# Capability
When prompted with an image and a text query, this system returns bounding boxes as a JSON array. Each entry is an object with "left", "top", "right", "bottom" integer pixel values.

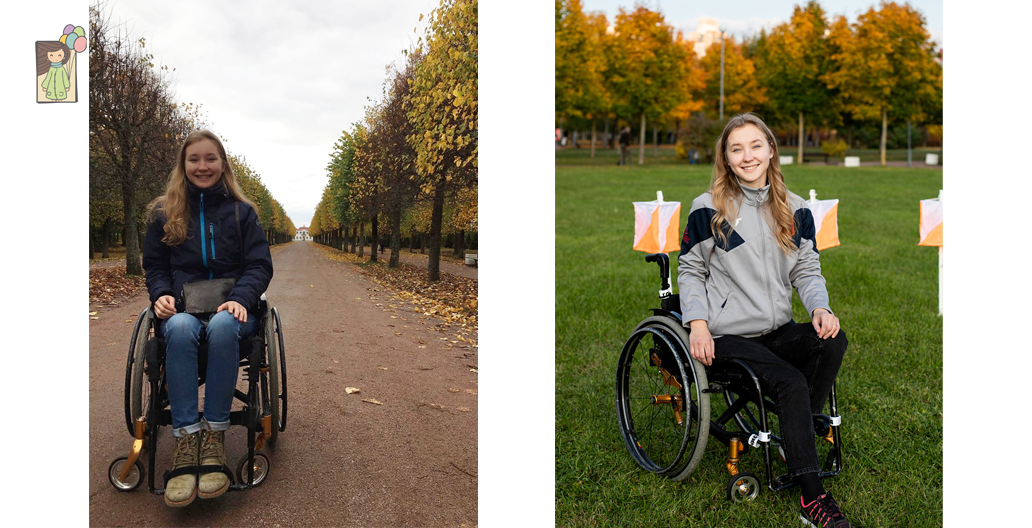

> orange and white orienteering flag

[
  {"left": 633, "top": 192, "right": 681, "bottom": 253},
  {"left": 808, "top": 198, "right": 840, "bottom": 251},
  {"left": 919, "top": 195, "right": 943, "bottom": 247}
]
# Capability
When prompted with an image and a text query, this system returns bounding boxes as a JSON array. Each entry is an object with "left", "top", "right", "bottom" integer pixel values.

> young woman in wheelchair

[
  {"left": 677, "top": 113, "right": 851, "bottom": 528},
  {"left": 143, "top": 130, "right": 273, "bottom": 507}
]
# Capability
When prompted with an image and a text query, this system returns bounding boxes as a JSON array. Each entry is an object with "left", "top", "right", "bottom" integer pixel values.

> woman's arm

[
  {"left": 226, "top": 204, "right": 274, "bottom": 312},
  {"left": 142, "top": 215, "right": 175, "bottom": 304},
  {"left": 677, "top": 199, "right": 716, "bottom": 364}
]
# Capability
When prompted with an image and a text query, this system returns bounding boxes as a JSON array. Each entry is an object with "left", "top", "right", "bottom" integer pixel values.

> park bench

[{"left": 465, "top": 252, "right": 478, "bottom": 267}]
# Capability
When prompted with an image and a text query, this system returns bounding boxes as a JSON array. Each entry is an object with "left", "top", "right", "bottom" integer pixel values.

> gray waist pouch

[{"left": 182, "top": 278, "right": 237, "bottom": 314}]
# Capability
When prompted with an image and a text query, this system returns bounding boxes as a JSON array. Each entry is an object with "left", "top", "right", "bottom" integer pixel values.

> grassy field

[{"left": 555, "top": 151, "right": 943, "bottom": 527}]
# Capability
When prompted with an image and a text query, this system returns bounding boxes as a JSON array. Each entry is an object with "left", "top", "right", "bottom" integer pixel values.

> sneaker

[
  {"left": 165, "top": 431, "right": 199, "bottom": 507},
  {"left": 198, "top": 429, "right": 230, "bottom": 499},
  {"left": 799, "top": 493, "right": 853, "bottom": 528}
]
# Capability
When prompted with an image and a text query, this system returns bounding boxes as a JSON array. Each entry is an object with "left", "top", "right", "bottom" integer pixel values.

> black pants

[{"left": 713, "top": 322, "right": 847, "bottom": 478}]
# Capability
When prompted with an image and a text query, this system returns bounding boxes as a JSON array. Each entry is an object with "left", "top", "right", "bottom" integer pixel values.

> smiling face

[
  {"left": 725, "top": 124, "right": 774, "bottom": 189},
  {"left": 184, "top": 139, "right": 224, "bottom": 190},
  {"left": 47, "top": 49, "right": 65, "bottom": 63}
]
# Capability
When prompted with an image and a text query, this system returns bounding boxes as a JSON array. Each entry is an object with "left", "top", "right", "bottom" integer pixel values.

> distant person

[
  {"left": 678, "top": 113, "right": 853, "bottom": 527},
  {"left": 143, "top": 130, "right": 273, "bottom": 507},
  {"left": 617, "top": 126, "right": 631, "bottom": 166}
]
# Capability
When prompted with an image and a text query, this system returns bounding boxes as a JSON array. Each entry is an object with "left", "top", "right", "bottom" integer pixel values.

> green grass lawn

[{"left": 555, "top": 153, "right": 943, "bottom": 527}]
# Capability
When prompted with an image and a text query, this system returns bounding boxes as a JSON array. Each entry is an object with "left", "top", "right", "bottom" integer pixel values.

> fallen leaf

[
  {"left": 448, "top": 388, "right": 460, "bottom": 393},
  {"left": 89, "top": 312, "right": 98, "bottom": 316},
  {"left": 470, "top": 368, "right": 478, "bottom": 373},
  {"left": 362, "top": 398, "right": 383, "bottom": 405},
  {"left": 378, "top": 366, "right": 388, "bottom": 370},
  {"left": 457, "top": 407, "right": 471, "bottom": 412},
  {"left": 345, "top": 387, "right": 360, "bottom": 394}
]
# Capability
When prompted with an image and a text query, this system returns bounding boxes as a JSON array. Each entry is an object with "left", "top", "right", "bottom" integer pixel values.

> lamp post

[{"left": 719, "top": 28, "right": 725, "bottom": 121}]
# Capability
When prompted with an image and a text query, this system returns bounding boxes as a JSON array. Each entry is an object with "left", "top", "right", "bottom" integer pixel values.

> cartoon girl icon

[{"left": 37, "top": 41, "right": 72, "bottom": 102}]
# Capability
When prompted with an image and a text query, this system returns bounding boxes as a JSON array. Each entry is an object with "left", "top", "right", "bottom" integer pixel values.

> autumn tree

[
  {"left": 756, "top": 1, "right": 835, "bottom": 162},
  {"left": 407, "top": 0, "right": 477, "bottom": 282},
  {"left": 90, "top": 4, "right": 188, "bottom": 274},
  {"left": 824, "top": 1, "right": 941, "bottom": 165},
  {"left": 603, "top": 5, "right": 689, "bottom": 164},
  {"left": 697, "top": 35, "right": 768, "bottom": 121},
  {"left": 555, "top": 0, "right": 609, "bottom": 156}
]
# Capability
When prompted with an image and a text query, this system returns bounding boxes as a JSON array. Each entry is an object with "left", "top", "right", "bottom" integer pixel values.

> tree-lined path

[{"left": 89, "top": 241, "right": 477, "bottom": 527}]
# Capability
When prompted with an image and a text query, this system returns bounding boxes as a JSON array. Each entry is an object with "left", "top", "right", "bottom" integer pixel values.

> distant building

[
  {"left": 686, "top": 18, "right": 721, "bottom": 58},
  {"left": 295, "top": 226, "right": 311, "bottom": 241}
]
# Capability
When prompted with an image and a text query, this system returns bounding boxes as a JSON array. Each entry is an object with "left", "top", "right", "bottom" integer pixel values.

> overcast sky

[
  {"left": 101, "top": 0, "right": 436, "bottom": 229},
  {"left": 582, "top": 0, "right": 943, "bottom": 50}
]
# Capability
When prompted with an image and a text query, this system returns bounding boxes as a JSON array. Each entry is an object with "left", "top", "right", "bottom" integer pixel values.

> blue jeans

[
  {"left": 713, "top": 322, "right": 848, "bottom": 478},
  {"left": 161, "top": 311, "right": 259, "bottom": 436}
]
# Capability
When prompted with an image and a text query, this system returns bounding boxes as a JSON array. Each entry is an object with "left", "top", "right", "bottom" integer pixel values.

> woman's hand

[
  {"left": 153, "top": 295, "right": 177, "bottom": 320},
  {"left": 812, "top": 308, "right": 840, "bottom": 339},
  {"left": 217, "top": 300, "right": 248, "bottom": 323},
  {"left": 688, "top": 320, "right": 715, "bottom": 366}
]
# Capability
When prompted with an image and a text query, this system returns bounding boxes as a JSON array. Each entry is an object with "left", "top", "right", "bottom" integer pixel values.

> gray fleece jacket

[{"left": 676, "top": 183, "right": 831, "bottom": 338}]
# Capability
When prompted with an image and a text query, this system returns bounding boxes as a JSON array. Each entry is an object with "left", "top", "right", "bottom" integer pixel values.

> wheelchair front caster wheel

[
  {"left": 726, "top": 472, "right": 760, "bottom": 502},
  {"left": 108, "top": 457, "right": 144, "bottom": 491},
  {"left": 236, "top": 453, "right": 269, "bottom": 487}
]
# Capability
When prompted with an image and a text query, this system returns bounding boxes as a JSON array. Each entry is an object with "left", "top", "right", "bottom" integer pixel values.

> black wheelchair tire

[
  {"left": 615, "top": 316, "right": 709, "bottom": 481},
  {"left": 126, "top": 307, "right": 154, "bottom": 437},
  {"left": 264, "top": 307, "right": 287, "bottom": 442}
]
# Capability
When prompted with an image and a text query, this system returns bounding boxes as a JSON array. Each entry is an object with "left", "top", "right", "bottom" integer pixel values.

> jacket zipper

[
  {"left": 200, "top": 193, "right": 214, "bottom": 279},
  {"left": 755, "top": 196, "right": 776, "bottom": 332}
]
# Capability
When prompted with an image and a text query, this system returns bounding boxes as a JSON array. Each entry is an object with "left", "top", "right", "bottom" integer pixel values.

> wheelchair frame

[
  {"left": 615, "top": 253, "right": 843, "bottom": 502},
  {"left": 108, "top": 296, "right": 288, "bottom": 494}
]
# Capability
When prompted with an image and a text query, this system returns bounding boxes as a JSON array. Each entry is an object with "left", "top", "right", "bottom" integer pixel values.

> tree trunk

[
  {"left": 369, "top": 214, "right": 378, "bottom": 263},
  {"left": 101, "top": 219, "right": 111, "bottom": 258},
  {"left": 89, "top": 228, "right": 95, "bottom": 260},
  {"left": 880, "top": 108, "right": 888, "bottom": 166},
  {"left": 428, "top": 188, "right": 446, "bottom": 282},
  {"left": 653, "top": 124, "right": 659, "bottom": 158},
  {"left": 454, "top": 229, "right": 465, "bottom": 257},
  {"left": 798, "top": 111, "right": 804, "bottom": 163},
  {"left": 590, "top": 119, "right": 596, "bottom": 158},
  {"left": 358, "top": 222, "right": 365, "bottom": 257},
  {"left": 638, "top": 113, "right": 646, "bottom": 165},
  {"left": 604, "top": 117, "right": 611, "bottom": 149},
  {"left": 390, "top": 208, "right": 402, "bottom": 268},
  {"left": 120, "top": 177, "right": 142, "bottom": 276}
]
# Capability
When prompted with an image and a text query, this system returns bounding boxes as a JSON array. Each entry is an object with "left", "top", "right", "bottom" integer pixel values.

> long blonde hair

[
  {"left": 710, "top": 113, "right": 795, "bottom": 254},
  {"left": 146, "top": 130, "right": 256, "bottom": 246}
]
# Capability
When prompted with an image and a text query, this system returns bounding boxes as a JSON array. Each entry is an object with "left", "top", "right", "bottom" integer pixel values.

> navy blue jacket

[{"left": 143, "top": 182, "right": 274, "bottom": 314}]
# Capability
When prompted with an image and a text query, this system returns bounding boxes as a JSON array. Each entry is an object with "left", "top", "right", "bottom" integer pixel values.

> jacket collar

[
  {"left": 186, "top": 180, "right": 230, "bottom": 201},
  {"left": 738, "top": 181, "right": 770, "bottom": 205}
]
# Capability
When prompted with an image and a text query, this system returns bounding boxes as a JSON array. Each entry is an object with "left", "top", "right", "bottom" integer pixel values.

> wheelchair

[
  {"left": 615, "top": 254, "right": 843, "bottom": 502},
  {"left": 108, "top": 295, "right": 288, "bottom": 494}
]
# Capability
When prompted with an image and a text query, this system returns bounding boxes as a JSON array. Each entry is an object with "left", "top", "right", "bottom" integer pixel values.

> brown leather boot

[{"left": 164, "top": 431, "right": 199, "bottom": 507}]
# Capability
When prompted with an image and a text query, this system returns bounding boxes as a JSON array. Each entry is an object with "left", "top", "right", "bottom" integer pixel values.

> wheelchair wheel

[
  {"left": 236, "top": 453, "right": 270, "bottom": 487},
  {"left": 726, "top": 472, "right": 760, "bottom": 502},
  {"left": 125, "top": 308, "right": 154, "bottom": 437},
  {"left": 616, "top": 316, "right": 709, "bottom": 481},
  {"left": 264, "top": 307, "right": 287, "bottom": 443},
  {"left": 723, "top": 382, "right": 783, "bottom": 446},
  {"left": 108, "top": 457, "right": 144, "bottom": 492}
]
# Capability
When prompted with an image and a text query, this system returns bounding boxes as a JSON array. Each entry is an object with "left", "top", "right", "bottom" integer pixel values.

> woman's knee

[
  {"left": 207, "top": 310, "right": 242, "bottom": 340},
  {"left": 164, "top": 313, "right": 201, "bottom": 340}
]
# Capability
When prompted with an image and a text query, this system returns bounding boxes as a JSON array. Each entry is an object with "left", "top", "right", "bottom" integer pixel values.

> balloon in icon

[
  {"left": 64, "top": 24, "right": 75, "bottom": 35},
  {"left": 75, "top": 37, "right": 87, "bottom": 53},
  {"left": 65, "top": 34, "right": 78, "bottom": 52},
  {"left": 74, "top": 26, "right": 85, "bottom": 38}
]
